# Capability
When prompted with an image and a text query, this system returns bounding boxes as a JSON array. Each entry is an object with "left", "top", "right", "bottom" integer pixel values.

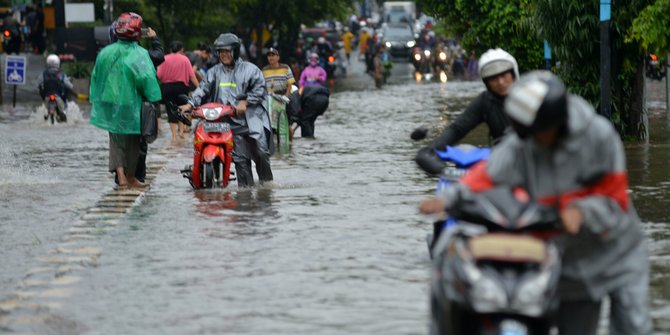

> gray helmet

[
  {"left": 214, "top": 33, "right": 241, "bottom": 60},
  {"left": 504, "top": 71, "right": 568, "bottom": 138}
]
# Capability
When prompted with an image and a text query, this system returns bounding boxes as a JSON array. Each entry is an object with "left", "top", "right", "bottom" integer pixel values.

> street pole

[
  {"left": 667, "top": 53, "right": 670, "bottom": 116},
  {"left": 599, "top": 1, "right": 612, "bottom": 119}
]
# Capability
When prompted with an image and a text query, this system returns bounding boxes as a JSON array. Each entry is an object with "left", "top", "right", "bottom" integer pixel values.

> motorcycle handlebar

[{"left": 415, "top": 147, "right": 445, "bottom": 175}]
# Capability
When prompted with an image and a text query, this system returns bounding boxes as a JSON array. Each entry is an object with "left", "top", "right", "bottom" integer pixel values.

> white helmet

[
  {"left": 478, "top": 48, "right": 518, "bottom": 80},
  {"left": 46, "top": 54, "right": 60, "bottom": 68}
]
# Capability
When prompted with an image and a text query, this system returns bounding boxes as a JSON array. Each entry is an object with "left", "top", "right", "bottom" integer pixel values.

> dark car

[{"left": 381, "top": 23, "right": 416, "bottom": 58}]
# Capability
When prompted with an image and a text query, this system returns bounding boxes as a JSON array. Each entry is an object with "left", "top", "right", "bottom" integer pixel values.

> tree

[
  {"left": 417, "top": 0, "right": 544, "bottom": 72},
  {"left": 628, "top": 0, "right": 670, "bottom": 55},
  {"left": 535, "top": 0, "right": 654, "bottom": 139}
]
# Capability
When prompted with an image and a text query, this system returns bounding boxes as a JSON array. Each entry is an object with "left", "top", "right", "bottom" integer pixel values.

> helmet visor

[{"left": 480, "top": 60, "right": 514, "bottom": 80}]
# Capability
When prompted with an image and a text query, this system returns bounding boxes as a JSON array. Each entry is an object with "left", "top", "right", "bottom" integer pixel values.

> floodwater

[{"left": 0, "top": 59, "right": 668, "bottom": 335}]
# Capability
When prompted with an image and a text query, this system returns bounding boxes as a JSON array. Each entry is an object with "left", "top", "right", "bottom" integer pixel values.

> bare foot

[{"left": 128, "top": 177, "right": 147, "bottom": 189}]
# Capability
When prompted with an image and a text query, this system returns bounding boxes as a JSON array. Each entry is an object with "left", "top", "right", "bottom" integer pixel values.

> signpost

[
  {"left": 600, "top": 0, "right": 612, "bottom": 119},
  {"left": 4, "top": 55, "right": 26, "bottom": 108}
]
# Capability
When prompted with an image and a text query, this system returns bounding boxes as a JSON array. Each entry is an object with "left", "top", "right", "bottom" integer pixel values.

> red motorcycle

[{"left": 177, "top": 102, "right": 236, "bottom": 189}]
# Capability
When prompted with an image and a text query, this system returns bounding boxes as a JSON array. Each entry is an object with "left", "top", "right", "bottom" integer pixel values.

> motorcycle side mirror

[
  {"left": 410, "top": 126, "right": 429, "bottom": 141},
  {"left": 415, "top": 147, "right": 444, "bottom": 175},
  {"left": 175, "top": 94, "right": 190, "bottom": 105}
]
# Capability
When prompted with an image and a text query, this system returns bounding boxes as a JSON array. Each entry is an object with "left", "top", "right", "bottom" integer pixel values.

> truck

[{"left": 382, "top": 1, "right": 416, "bottom": 24}]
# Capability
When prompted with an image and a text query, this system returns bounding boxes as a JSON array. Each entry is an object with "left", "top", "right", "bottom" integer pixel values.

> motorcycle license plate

[{"left": 202, "top": 122, "right": 230, "bottom": 133}]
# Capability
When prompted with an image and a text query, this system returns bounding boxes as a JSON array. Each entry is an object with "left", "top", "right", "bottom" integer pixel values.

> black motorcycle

[
  {"left": 413, "top": 131, "right": 561, "bottom": 335},
  {"left": 646, "top": 54, "right": 666, "bottom": 81}
]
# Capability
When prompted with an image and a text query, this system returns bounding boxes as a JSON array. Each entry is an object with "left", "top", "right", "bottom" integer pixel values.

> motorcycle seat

[{"left": 468, "top": 233, "right": 547, "bottom": 263}]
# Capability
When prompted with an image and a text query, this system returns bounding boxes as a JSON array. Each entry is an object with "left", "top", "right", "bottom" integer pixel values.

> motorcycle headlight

[
  {"left": 424, "top": 50, "right": 431, "bottom": 57},
  {"left": 469, "top": 274, "right": 508, "bottom": 313},
  {"left": 385, "top": 41, "right": 392, "bottom": 48},
  {"left": 439, "top": 52, "right": 447, "bottom": 61},
  {"left": 511, "top": 271, "right": 551, "bottom": 317},
  {"left": 414, "top": 53, "right": 421, "bottom": 61},
  {"left": 202, "top": 107, "right": 222, "bottom": 121},
  {"left": 406, "top": 41, "right": 416, "bottom": 48}
]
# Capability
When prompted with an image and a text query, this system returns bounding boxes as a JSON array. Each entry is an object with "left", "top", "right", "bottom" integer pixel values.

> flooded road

[{"left": 0, "top": 59, "right": 668, "bottom": 334}]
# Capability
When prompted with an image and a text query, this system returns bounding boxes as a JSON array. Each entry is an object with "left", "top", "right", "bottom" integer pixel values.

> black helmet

[
  {"left": 214, "top": 33, "right": 241, "bottom": 60},
  {"left": 504, "top": 71, "right": 568, "bottom": 138}
]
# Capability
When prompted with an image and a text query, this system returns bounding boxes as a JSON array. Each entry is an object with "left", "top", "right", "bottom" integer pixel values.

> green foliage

[
  {"left": 628, "top": 0, "right": 670, "bottom": 55},
  {"left": 535, "top": 0, "right": 653, "bottom": 138},
  {"left": 417, "top": 0, "right": 544, "bottom": 72},
  {"left": 62, "top": 61, "right": 93, "bottom": 79}
]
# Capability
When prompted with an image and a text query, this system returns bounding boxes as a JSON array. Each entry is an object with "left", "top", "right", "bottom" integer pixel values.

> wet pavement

[{"left": 0, "top": 53, "right": 669, "bottom": 334}]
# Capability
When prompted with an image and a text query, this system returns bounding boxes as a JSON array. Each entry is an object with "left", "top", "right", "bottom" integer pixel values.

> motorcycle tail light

[
  {"left": 651, "top": 54, "right": 658, "bottom": 61},
  {"left": 49, "top": 94, "right": 56, "bottom": 102},
  {"left": 3, "top": 30, "right": 9, "bottom": 37},
  {"left": 328, "top": 55, "right": 335, "bottom": 63}
]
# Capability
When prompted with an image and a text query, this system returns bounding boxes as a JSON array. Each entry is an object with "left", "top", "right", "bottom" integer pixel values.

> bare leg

[
  {"left": 116, "top": 167, "right": 128, "bottom": 186},
  {"left": 169, "top": 122, "right": 178, "bottom": 141}
]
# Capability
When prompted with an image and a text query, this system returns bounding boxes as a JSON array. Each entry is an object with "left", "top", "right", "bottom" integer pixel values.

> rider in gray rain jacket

[
  {"left": 183, "top": 33, "right": 273, "bottom": 187},
  {"left": 422, "top": 71, "right": 651, "bottom": 335}
]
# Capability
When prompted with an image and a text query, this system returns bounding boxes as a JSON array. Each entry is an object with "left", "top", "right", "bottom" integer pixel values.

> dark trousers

[
  {"left": 135, "top": 137, "right": 148, "bottom": 182},
  {"left": 232, "top": 133, "right": 273, "bottom": 187}
]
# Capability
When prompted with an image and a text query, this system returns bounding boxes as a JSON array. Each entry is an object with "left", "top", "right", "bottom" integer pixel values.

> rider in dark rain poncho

[
  {"left": 286, "top": 85, "right": 329, "bottom": 138},
  {"left": 180, "top": 33, "right": 273, "bottom": 187},
  {"left": 416, "top": 48, "right": 518, "bottom": 162}
]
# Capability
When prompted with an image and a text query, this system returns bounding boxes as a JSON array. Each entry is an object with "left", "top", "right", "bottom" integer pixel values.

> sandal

[{"left": 115, "top": 184, "right": 129, "bottom": 190}]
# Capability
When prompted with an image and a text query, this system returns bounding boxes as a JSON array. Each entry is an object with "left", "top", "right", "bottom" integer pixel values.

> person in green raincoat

[{"left": 89, "top": 12, "right": 161, "bottom": 189}]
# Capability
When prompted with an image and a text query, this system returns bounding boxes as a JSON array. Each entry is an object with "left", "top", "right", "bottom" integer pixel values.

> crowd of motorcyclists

[{"left": 18, "top": 7, "right": 661, "bottom": 334}]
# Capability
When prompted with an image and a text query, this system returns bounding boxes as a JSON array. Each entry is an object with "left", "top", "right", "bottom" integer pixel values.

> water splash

[{"left": 27, "top": 101, "right": 85, "bottom": 126}]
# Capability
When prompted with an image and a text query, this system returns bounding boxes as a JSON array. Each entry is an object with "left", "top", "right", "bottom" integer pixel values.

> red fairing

[
  {"left": 461, "top": 161, "right": 495, "bottom": 192},
  {"left": 192, "top": 103, "right": 235, "bottom": 120}
]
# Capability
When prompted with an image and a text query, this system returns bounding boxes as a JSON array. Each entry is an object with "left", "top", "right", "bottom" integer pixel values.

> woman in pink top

[
  {"left": 157, "top": 41, "right": 199, "bottom": 141},
  {"left": 299, "top": 53, "right": 327, "bottom": 87}
]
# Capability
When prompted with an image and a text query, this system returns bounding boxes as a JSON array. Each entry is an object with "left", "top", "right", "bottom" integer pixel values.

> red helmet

[{"left": 114, "top": 12, "right": 142, "bottom": 41}]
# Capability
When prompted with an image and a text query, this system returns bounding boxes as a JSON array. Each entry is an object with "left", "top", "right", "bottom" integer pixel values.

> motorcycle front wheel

[{"left": 202, "top": 162, "right": 214, "bottom": 188}]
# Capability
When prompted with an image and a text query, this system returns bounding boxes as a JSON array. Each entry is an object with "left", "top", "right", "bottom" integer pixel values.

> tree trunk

[
  {"left": 667, "top": 53, "right": 670, "bottom": 118},
  {"left": 628, "top": 59, "right": 647, "bottom": 140}
]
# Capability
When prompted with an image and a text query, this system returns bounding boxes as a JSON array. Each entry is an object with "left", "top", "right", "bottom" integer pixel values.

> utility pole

[
  {"left": 103, "top": 0, "right": 114, "bottom": 24},
  {"left": 599, "top": 0, "right": 612, "bottom": 119}
]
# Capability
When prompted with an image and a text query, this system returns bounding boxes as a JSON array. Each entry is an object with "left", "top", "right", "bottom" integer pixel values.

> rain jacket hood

[{"left": 89, "top": 40, "right": 162, "bottom": 134}]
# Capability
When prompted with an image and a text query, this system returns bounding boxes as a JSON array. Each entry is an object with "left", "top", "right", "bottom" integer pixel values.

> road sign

[{"left": 5, "top": 55, "right": 27, "bottom": 85}]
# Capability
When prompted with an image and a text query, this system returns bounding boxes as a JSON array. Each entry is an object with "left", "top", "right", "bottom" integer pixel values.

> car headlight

[
  {"left": 385, "top": 41, "right": 392, "bottom": 48},
  {"left": 439, "top": 52, "right": 447, "bottom": 61},
  {"left": 424, "top": 49, "right": 431, "bottom": 57},
  {"left": 406, "top": 41, "right": 416, "bottom": 48},
  {"left": 202, "top": 107, "right": 222, "bottom": 121}
]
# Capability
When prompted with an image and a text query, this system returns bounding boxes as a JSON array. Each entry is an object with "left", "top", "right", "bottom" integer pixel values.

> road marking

[{"left": 0, "top": 143, "right": 183, "bottom": 331}]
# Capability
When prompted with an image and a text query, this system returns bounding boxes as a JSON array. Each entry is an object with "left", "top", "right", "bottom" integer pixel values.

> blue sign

[
  {"left": 5, "top": 55, "right": 26, "bottom": 85},
  {"left": 600, "top": 1, "right": 611, "bottom": 21}
]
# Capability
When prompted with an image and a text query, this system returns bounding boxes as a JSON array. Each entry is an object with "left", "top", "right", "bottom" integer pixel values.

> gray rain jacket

[
  {"left": 442, "top": 94, "right": 648, "bottom": 301},
  {"left": 189, "top": 60, "right": 271, "bottom": 146}
]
